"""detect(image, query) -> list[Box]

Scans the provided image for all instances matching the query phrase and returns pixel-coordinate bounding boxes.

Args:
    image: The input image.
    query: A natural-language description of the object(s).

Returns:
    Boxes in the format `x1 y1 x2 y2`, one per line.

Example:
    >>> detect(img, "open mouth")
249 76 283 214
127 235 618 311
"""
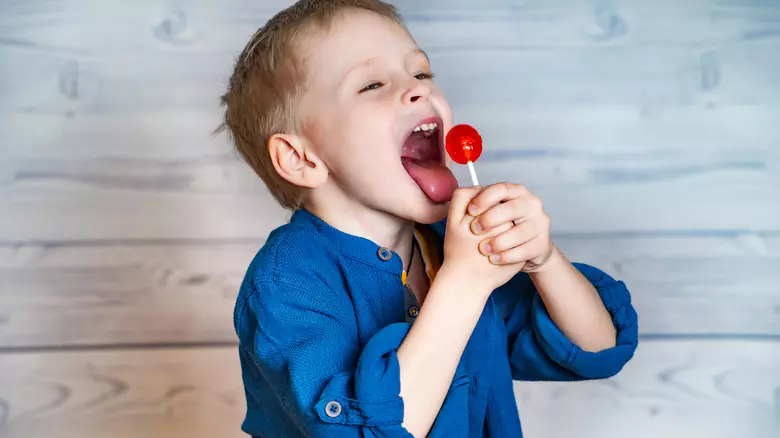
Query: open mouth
400 116 459 204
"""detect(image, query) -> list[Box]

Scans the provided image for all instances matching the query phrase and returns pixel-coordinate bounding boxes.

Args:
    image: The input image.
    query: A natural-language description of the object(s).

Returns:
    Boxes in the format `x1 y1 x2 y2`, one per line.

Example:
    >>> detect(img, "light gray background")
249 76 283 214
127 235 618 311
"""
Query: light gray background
1 1 778 437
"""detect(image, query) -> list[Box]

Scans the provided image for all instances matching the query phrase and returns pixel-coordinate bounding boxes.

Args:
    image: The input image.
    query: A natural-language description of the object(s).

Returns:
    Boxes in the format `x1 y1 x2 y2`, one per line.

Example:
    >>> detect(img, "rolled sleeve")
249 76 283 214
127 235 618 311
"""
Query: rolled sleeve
314 323 410 428
531 263 639 379
498 263 638 381
238 280 414 437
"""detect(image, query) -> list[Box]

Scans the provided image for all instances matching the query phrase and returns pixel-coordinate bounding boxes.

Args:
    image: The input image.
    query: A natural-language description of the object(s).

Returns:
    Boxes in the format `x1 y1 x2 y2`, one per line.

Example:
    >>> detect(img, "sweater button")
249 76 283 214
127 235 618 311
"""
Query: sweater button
377 247 392 261
325 400 342 418
408 305 420 318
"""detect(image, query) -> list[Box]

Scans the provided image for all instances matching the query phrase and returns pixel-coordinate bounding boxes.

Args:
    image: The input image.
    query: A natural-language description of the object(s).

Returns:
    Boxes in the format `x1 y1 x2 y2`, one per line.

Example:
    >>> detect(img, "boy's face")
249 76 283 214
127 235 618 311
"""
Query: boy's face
296 10 458 224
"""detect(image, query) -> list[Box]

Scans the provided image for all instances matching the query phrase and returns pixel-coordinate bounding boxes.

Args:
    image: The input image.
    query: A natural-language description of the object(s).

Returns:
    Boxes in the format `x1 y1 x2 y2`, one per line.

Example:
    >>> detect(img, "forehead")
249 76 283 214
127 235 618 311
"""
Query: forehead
299 10 421 82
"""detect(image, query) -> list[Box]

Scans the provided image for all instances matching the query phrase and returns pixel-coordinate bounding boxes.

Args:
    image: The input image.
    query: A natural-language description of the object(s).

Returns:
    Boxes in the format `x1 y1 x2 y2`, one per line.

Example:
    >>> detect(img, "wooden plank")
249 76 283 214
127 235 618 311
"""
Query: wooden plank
0 347 247 438
3 41 779 114
0 242 257 348
515 340 780 438
3 106 779 159
2 0 779 114
2 0 779 54
1 236 777 348
1 149 777 241
0 340 777 438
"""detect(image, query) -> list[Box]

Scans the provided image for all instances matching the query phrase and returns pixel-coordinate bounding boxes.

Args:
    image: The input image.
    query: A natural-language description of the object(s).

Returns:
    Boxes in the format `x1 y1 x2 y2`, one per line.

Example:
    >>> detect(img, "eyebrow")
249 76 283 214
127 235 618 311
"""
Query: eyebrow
338 49 430 88
339 57 377 89
413 49 430 64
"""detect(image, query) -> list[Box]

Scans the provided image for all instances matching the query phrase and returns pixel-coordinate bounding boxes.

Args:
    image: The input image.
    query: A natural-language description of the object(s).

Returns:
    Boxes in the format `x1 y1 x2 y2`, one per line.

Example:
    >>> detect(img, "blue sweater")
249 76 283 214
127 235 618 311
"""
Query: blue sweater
234 208 638 437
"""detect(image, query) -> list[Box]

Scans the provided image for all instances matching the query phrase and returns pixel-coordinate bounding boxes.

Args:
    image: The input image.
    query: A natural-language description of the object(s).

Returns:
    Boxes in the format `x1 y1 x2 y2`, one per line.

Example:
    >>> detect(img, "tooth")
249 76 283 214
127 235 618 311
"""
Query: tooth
413 126 421 132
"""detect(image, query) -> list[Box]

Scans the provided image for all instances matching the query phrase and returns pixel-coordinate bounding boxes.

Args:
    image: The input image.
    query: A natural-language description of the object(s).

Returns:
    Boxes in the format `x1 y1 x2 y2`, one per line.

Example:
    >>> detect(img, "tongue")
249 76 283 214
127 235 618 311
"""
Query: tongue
402 158 459 203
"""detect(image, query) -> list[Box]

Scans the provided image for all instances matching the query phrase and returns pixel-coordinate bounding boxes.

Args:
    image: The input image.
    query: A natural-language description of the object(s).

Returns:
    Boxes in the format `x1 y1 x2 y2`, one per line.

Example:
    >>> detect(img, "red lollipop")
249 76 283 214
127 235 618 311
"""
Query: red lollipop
445 124 483 186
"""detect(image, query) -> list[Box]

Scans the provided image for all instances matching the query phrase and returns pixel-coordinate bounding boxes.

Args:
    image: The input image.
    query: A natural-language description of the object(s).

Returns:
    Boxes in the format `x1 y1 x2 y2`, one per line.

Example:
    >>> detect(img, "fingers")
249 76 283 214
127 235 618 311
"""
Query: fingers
478 220 541 255
487 235 549 265
447 186 483 225
470 199 533 235
467 183 528 216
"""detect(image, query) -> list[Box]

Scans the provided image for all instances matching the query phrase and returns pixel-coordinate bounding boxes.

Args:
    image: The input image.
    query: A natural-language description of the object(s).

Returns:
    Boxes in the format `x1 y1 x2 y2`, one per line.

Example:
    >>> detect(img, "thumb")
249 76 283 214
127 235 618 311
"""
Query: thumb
448 186 483 224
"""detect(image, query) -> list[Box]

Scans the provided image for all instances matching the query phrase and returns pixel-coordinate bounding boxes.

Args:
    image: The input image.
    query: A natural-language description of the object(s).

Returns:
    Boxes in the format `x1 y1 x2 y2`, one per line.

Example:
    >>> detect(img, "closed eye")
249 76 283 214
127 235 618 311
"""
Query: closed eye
415 72 435 80
359 72 434 94
359 82 383 93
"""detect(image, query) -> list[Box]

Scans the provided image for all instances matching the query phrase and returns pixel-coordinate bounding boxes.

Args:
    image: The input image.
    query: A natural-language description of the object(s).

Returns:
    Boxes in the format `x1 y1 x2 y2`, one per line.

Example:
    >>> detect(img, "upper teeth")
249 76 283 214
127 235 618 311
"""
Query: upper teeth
413 122 438 135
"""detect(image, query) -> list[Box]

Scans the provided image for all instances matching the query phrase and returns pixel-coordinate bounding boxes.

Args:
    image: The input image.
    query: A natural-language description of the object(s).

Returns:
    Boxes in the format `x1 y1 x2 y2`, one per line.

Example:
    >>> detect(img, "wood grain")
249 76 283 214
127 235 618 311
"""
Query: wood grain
1 148 778 241
2 0 778 241
1 235 777 348
515 339 780 438
1 0 778 436
0 340 777 438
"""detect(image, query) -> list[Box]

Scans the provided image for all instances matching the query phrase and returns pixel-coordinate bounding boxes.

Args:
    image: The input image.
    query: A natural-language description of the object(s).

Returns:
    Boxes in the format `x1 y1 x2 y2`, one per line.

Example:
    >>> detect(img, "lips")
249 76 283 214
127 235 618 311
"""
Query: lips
400 116 458 203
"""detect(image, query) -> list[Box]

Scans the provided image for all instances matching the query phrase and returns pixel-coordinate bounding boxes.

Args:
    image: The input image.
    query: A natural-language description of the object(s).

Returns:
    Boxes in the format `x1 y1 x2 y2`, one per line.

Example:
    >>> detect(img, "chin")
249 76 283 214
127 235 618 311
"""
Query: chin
394 190 450 225
415 203 449 225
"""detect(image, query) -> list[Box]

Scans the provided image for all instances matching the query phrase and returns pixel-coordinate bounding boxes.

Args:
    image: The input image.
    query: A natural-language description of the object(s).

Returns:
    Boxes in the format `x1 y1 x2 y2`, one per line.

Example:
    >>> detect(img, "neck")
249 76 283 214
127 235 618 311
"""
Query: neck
304 191 416 266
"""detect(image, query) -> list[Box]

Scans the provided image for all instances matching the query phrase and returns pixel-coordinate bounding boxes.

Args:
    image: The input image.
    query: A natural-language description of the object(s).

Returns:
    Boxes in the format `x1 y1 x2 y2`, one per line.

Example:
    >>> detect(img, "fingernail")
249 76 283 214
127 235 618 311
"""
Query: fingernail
481 242 492 254
489 254 500 264
472 221 482 234
468 204 478 215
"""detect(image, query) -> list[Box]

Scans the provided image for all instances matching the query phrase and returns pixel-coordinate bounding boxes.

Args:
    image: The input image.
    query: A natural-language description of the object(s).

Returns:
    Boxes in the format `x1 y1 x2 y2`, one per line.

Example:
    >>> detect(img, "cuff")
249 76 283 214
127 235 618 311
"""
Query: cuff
315 322 414 430
532 263 639 379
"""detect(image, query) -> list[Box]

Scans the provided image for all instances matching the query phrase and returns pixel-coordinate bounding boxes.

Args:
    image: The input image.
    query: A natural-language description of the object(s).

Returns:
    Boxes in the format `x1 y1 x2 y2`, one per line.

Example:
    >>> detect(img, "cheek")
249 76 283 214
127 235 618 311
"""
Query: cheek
431 92 453 130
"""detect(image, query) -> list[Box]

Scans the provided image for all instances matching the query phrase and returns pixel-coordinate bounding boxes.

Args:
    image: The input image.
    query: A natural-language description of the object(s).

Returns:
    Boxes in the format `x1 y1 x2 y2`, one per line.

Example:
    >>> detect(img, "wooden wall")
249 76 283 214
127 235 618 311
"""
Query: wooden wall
1 0 778 437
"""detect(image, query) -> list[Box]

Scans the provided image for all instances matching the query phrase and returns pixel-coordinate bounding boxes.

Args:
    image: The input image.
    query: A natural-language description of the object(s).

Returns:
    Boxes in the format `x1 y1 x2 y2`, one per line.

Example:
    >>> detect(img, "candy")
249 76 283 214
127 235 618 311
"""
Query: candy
445 124 483 186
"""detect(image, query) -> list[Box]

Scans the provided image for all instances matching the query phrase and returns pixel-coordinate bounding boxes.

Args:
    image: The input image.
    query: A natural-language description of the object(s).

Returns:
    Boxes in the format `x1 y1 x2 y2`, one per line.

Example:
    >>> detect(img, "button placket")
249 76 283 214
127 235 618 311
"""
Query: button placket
403 284 420 323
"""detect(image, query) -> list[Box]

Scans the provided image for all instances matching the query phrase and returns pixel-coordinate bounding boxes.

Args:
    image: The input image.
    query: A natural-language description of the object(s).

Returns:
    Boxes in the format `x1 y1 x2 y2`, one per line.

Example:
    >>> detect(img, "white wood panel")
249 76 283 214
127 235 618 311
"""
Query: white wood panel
2 154 777 241
3 0 779 53
1 236 777 348
0 341 777 438
515 340 780 438
4 40 779 112
2 0 778 436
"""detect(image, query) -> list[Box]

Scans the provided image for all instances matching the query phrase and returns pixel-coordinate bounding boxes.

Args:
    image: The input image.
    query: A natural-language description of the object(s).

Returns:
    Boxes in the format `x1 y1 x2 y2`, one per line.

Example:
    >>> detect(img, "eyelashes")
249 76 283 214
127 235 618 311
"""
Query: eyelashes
359 82 383 93
414 72 435 81
358 72 436 94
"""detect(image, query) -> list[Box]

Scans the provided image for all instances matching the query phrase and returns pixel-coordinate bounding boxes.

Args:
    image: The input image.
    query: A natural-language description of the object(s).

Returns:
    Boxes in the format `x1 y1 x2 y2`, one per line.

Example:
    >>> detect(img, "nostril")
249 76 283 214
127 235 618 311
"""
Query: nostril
410 95 422 103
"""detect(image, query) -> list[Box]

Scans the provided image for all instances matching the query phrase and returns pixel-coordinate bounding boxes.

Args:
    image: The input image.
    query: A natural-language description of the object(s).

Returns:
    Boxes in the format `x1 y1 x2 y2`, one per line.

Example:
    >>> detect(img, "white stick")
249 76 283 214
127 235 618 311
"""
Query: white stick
467 161 479 187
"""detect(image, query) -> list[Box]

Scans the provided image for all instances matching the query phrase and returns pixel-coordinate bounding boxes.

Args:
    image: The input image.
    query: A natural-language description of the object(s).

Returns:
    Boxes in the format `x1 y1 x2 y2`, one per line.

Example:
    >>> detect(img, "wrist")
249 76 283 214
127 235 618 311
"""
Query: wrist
436 261 493 299
528 245 566 277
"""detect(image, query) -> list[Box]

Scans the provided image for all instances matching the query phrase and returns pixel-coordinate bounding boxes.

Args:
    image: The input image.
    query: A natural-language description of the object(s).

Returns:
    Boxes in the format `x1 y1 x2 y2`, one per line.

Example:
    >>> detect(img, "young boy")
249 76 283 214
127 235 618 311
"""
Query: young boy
218 1 638 437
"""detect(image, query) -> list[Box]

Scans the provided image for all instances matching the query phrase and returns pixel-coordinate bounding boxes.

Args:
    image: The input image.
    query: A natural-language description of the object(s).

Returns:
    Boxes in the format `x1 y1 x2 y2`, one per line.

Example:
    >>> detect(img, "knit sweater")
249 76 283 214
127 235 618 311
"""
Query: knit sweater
233 208 638 437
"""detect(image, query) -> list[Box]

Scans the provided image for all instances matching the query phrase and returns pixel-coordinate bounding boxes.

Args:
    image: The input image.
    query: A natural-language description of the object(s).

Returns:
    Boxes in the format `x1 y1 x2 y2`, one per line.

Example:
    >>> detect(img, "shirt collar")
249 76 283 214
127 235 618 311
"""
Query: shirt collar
290 208 442 276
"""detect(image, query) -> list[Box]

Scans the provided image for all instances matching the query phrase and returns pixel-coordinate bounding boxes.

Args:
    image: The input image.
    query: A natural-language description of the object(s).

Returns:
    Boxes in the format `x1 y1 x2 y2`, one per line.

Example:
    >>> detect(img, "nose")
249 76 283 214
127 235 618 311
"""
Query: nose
402 80 432 105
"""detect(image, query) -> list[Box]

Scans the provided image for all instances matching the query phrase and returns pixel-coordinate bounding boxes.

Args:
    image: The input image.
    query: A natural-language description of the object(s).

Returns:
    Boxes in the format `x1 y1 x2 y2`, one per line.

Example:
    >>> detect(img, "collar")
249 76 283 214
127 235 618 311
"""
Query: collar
290 208 442 278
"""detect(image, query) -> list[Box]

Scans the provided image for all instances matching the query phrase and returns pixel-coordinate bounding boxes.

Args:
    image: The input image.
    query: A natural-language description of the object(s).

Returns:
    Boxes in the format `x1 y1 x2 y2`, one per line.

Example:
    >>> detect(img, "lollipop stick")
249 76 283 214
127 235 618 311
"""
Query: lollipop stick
467 161 479 187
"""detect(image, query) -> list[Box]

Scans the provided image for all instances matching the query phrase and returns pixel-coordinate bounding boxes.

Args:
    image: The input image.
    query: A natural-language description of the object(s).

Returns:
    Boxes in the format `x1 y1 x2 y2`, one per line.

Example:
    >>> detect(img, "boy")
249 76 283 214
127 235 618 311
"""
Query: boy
217 1 638 437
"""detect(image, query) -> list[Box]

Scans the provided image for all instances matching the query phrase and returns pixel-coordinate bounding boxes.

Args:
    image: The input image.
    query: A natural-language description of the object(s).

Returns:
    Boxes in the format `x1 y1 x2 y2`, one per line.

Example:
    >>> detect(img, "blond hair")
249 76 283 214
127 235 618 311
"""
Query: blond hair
216 0 405 209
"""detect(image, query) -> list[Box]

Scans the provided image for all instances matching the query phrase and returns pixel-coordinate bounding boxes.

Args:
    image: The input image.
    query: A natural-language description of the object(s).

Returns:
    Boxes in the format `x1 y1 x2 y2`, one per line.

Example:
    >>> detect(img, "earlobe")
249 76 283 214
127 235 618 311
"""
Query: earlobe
268 133 328 188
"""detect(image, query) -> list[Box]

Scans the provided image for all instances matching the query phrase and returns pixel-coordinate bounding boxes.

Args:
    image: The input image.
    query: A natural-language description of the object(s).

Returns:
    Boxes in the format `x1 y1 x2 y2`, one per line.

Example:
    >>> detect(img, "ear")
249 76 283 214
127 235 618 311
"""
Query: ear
268 133 328 189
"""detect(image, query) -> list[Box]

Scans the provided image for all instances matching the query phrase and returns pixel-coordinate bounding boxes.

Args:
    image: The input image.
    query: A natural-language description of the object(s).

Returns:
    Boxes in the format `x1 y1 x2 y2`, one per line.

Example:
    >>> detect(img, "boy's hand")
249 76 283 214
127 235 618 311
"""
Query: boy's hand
442 187 522 293
467 183 555 272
